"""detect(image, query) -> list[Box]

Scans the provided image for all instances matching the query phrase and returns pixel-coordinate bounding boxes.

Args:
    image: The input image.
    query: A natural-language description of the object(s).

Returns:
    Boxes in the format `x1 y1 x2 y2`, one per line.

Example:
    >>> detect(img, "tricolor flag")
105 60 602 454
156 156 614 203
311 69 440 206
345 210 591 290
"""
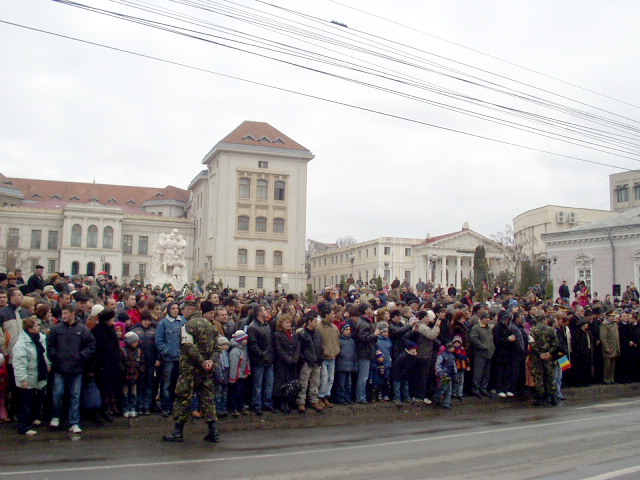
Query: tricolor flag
557 355 571 371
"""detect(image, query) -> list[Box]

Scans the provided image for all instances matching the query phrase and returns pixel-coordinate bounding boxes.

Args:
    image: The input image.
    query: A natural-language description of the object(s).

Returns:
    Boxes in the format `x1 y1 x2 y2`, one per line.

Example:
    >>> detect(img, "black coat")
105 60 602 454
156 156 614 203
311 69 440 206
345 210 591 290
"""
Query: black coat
248 319 274 366
91 322 123 397
389 321 412 360
298 328 323 367
47 320 96 375
273 331 299 393
354 316 377 360
570 327 593 386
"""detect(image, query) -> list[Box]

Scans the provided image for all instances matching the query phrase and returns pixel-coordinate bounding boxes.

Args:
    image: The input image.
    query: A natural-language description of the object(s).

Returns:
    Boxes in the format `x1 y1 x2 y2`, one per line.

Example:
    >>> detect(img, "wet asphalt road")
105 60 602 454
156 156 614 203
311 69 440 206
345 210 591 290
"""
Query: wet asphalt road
3 396 640 479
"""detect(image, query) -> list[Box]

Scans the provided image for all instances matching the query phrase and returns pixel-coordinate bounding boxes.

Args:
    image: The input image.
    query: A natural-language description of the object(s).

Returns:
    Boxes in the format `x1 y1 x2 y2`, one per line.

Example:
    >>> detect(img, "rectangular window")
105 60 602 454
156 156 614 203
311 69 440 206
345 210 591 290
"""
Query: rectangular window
405 270 412 284
238 249 247 265
617 187 629 202
239 178 250 199
239 276 246 288
405 248 412 256
138 236 148 255
256 250 265 265
8 228 19 248
384 247 391 255
275 278 280 289
358 251 362 259
31 230 42 250
139 263 147 280
635 185 640 200
257 277 263 289
31 258 38 271
122 263 130 277
123 235 133 254
273 251 283 266
577 268 592 292
258 161 268 168
257 180 268 200
48 231 58 250
47 259 56 273
374 247 377 255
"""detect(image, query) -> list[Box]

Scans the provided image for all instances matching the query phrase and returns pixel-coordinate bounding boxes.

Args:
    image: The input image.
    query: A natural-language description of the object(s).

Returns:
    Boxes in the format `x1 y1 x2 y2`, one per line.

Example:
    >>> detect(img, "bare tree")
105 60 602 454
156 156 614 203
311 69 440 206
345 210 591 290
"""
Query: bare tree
0 230 35 273
491 224 528 289
335 236 357 247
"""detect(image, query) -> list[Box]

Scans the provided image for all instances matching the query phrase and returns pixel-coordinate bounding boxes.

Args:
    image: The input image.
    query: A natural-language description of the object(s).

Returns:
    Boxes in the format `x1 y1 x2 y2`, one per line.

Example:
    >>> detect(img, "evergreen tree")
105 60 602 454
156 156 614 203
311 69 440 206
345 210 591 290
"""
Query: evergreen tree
473 246 489 287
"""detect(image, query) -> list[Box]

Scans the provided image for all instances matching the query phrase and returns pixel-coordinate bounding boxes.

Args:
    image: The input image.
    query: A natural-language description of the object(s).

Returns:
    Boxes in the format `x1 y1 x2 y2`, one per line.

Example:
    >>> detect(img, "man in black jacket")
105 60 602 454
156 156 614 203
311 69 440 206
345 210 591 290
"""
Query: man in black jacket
27 265 45 293
247 304 274 414
354 304 380 403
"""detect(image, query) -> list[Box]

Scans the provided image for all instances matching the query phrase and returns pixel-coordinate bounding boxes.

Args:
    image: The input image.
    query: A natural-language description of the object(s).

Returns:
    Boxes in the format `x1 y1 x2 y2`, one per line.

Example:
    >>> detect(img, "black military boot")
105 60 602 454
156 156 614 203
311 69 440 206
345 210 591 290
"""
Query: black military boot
163 422 185 442
204 421 220 443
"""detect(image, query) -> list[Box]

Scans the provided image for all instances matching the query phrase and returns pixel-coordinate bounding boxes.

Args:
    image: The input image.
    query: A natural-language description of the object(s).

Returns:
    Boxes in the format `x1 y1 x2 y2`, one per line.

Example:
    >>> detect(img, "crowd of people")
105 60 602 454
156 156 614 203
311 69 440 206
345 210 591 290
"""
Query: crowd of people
1 267 639 442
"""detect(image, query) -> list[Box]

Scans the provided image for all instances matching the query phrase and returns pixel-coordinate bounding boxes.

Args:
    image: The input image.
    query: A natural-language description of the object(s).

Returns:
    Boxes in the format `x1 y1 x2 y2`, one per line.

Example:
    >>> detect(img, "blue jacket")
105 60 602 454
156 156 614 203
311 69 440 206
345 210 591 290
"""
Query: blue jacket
156 315 185 361
376 336 393 368
435 350 458 379
336 335 357 373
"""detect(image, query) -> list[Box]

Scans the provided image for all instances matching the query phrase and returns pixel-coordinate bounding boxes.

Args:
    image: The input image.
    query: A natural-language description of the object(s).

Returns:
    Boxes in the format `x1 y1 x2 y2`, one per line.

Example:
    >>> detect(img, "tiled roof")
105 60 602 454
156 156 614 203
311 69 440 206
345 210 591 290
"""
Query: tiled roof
0 175 189 205
218 121 310 152
418 231 460 245
15 199 155 216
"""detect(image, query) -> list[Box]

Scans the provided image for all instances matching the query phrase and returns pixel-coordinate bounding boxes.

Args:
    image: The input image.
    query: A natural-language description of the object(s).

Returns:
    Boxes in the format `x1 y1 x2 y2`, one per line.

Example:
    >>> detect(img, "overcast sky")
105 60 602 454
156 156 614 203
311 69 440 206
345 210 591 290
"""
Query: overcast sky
2 0 640 244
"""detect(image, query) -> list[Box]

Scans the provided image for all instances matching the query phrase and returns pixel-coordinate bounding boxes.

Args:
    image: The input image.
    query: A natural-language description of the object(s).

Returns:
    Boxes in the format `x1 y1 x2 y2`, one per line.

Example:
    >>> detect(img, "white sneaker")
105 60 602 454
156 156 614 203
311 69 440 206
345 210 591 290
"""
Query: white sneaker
423 398 432 405
50 417 60 428
498 392 507 398
32 419 42 426
68 425 82 434
506 392 514 397
130 411 137 418
123 411 130 418
25 429 38 436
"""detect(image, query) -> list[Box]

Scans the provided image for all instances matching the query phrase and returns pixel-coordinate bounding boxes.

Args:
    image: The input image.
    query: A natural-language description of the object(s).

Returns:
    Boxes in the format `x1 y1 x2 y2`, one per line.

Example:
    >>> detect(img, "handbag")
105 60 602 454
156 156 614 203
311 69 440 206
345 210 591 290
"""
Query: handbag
82 380 102 411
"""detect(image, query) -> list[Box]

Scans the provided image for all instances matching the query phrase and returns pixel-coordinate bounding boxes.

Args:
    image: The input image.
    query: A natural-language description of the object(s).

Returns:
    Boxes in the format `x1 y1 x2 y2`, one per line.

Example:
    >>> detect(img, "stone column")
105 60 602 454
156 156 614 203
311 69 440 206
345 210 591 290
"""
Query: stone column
440 255 446 288
456 255 462 290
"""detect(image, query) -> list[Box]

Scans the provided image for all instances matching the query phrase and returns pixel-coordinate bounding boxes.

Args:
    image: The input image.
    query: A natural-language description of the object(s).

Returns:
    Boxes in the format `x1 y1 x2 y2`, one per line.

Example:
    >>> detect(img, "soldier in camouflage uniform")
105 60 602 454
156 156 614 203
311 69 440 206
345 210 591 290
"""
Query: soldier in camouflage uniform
530 316 560 405
163 300 221 443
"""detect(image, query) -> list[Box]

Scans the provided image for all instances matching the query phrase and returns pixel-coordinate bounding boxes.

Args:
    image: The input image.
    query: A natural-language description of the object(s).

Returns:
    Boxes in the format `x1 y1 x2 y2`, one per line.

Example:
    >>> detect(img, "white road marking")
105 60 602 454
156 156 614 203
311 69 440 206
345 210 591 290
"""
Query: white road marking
580 464 640 480
0 409 638 477
576 400 640 410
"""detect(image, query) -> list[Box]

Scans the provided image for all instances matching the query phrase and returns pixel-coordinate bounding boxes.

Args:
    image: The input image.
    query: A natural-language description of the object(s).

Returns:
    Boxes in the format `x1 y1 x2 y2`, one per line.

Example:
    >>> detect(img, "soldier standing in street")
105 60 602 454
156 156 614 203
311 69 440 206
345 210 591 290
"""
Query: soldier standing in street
530 316 560 406
163 300 221 443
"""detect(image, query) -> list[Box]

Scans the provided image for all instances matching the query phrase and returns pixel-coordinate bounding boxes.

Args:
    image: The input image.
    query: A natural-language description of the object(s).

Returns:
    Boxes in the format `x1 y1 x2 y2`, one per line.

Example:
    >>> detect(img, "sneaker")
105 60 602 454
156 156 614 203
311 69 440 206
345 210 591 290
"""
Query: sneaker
50 418 60 428
69 425 82 434
143 409 151 415
130 411 138 418
498 392 507 398
423 398 432 405
123 411 131 418
24 429 38 436
506 392 514 397
32 419 42 426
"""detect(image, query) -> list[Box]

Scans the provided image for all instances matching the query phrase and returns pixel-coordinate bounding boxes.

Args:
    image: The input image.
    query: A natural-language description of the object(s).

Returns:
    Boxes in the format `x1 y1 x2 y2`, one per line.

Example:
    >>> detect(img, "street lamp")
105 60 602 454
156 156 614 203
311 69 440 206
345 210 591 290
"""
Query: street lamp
349 254 355 279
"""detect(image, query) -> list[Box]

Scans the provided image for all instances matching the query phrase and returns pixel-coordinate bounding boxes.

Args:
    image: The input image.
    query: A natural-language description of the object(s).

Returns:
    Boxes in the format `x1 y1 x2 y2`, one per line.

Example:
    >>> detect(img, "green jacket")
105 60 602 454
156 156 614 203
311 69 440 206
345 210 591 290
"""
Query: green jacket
179 312 220 375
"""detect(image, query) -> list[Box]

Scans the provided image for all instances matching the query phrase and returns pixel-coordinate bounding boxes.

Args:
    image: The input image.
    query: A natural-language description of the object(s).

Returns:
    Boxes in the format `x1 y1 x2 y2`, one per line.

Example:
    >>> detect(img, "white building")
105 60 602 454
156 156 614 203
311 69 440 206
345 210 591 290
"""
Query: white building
189 121 314 294
610 170 640 212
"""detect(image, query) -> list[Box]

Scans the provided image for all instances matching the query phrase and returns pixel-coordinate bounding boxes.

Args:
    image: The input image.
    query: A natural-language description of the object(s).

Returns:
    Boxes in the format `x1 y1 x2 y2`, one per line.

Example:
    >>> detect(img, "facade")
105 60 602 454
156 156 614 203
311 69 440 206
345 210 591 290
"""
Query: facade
310 224 503 292
514 205 618 262
610 171 640 212
542 206 640 298
189 121 314 294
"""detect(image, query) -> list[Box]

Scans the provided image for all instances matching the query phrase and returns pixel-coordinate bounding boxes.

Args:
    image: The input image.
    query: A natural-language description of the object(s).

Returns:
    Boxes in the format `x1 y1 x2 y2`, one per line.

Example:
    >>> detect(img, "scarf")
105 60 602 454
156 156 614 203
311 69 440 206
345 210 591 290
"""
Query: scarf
26 330 48 382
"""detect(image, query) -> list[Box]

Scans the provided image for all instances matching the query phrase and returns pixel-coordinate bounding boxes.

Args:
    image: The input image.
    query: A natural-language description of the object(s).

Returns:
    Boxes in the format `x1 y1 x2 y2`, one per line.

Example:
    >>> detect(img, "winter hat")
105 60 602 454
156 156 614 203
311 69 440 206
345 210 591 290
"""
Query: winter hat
217 336 229 347
340 324 352 334
114 322 126 337
233 330 249 343
43 285 56 294
125 331 139 345
376 349 384 361
452 335 463 345
404 340 417 350
91 304 105 317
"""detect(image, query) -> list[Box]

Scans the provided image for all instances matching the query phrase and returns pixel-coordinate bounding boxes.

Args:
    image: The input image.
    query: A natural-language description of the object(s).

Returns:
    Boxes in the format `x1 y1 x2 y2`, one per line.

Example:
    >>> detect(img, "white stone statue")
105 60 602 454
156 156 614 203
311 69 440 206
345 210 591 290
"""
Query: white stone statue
150 229 189 290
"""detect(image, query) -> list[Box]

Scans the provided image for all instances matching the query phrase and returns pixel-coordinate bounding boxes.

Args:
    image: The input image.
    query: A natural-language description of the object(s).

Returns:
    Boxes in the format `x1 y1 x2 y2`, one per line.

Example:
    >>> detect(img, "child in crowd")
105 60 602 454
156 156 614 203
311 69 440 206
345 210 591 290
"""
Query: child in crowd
335 324 356 404
452 335 470 400
228 330 250 417
434 342 458 409
0 353 9 423
115 321 127 349
371 326 392 401
391 340 418 404
121 332 145 418
215 336 230 417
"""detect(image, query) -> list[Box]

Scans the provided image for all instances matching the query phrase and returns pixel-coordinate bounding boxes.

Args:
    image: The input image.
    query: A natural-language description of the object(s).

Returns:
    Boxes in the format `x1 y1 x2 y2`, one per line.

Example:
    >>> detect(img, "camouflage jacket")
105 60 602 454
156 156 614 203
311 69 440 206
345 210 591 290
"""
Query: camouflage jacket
530 324 559 360
180 311 220 374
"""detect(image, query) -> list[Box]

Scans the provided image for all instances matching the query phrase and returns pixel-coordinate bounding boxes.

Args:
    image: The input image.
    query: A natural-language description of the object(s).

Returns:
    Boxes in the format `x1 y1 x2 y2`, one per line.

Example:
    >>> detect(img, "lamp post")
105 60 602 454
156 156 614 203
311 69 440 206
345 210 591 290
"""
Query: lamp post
383 261 389 284
349 254 355 279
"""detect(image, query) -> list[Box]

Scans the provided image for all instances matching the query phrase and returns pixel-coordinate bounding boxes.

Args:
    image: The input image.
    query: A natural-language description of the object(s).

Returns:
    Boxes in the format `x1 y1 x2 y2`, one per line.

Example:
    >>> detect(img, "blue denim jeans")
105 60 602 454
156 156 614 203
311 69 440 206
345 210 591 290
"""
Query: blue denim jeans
52 373 82 426
334 371 352 403
216 383 228 413
122 383 137 413
251 364 274 410
356 359 371 402
319 359 336 399
393 380 410 402
161 360 179 413
434 378 453 408
554 363 564 399
137 364 155 411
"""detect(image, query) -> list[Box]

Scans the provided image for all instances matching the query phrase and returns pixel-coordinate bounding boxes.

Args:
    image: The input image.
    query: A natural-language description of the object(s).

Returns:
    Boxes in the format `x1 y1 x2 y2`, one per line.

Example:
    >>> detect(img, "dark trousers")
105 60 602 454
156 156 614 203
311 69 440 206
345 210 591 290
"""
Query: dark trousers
494 356 512 393
17 388 44 434
472 356 491 393
228 378 247 413
412 357 432 399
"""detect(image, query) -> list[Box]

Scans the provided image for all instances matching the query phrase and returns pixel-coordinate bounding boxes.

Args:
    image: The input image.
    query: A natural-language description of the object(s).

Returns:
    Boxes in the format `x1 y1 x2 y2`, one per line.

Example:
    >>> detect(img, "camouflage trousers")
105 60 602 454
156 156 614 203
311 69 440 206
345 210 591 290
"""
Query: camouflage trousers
172 371 217 423
531 357 556 399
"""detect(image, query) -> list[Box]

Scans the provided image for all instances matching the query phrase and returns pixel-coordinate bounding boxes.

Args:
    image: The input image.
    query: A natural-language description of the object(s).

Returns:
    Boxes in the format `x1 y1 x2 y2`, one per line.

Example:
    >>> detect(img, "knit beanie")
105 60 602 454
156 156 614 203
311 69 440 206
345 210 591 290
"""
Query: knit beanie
125 331 139 346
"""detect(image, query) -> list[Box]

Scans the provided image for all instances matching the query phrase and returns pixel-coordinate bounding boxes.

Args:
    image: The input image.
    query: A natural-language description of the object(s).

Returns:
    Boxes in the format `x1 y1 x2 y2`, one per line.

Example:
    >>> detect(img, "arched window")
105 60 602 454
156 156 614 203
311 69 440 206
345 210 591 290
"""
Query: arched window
71 224 82 247
273 251 283 266
86 261 96 277
257 179 268 200
71 261 80 275
87 225 98 248
274 181 285 201
238 249 247 265
273 218 285 233
239 178 250 198
256 216 267 232
103 226 114 249
256 250 265 265
237 216 249 231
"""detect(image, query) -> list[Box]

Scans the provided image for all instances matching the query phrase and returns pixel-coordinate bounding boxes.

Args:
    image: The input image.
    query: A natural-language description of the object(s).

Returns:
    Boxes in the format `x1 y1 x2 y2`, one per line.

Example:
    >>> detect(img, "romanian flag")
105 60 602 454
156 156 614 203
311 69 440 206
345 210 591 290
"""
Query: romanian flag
557 355 571 371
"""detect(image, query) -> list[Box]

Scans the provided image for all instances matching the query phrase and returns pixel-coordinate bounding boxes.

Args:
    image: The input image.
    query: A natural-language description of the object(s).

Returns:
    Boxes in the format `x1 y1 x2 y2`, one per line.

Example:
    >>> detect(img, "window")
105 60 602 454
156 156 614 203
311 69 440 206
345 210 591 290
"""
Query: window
405 248 412 256
274 181 285 201
139 263 147 280
635 185 640 200
138 236 148 255
238 216 249 231
384 269 390 281
122 263 130 277
577 267 592 292
405 271 412 284
71 224 82 247
48 259 56 273
71 261 80 275
87 261 96 277
31 259 38 271
257 277 263 289
239 276 246 288
48 231 58 250
374 247 377 255
238 249 247 265
366 249 369 258
122 235 133 254
257 180 268 200
87 225 98 248
384 247 391 255
274 251 282 266
275 278 280 289
258 161 268 168
31 230 42 249
104 262 111 274
8 228 19 248
256 250 265 265
256 217 267 232
239 178 250 198
273 218 285 233
617 187 629 202
103 226 114 249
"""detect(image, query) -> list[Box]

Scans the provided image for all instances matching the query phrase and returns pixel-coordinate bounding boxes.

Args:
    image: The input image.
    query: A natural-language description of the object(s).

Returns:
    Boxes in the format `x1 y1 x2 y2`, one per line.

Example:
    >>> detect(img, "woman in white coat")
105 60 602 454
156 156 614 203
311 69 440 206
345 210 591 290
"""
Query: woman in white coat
12 316 50 435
